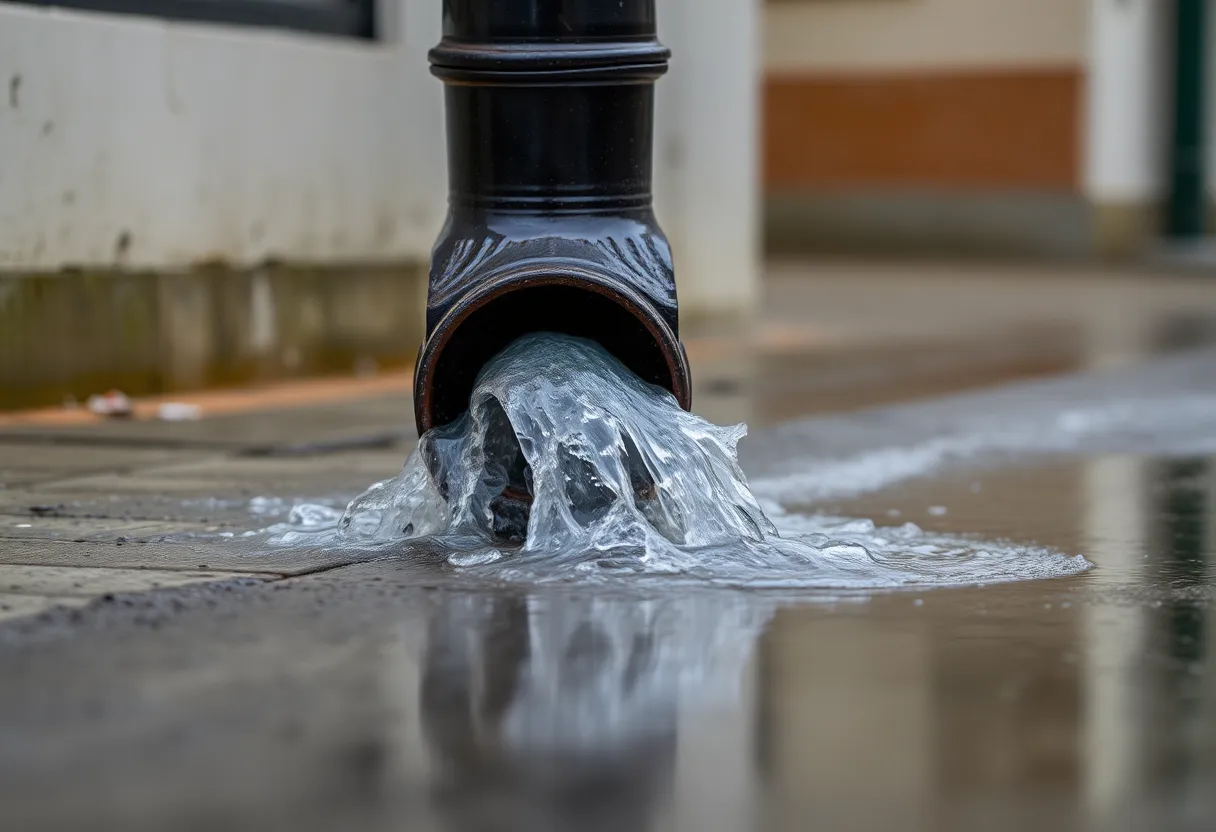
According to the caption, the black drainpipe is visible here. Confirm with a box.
[413,0,692,434]
[1167,0,1208,238]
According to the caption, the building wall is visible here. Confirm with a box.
[766,0,1087,74]
[0,1,446,271]
[0,1,756,300]
[763,0,1092,256]
[1083,0,1171,256]
[657,0,761,321]
[0,0,759,409]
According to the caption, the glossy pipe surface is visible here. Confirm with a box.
[415,0,691,433]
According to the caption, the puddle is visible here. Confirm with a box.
[8,297,1216,830]
[422,592,770,756]
[250,334,1089,590]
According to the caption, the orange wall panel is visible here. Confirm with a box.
[764,69,1082,191]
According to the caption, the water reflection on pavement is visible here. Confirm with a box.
[3,313,1216,831]
[401,454,1215,832]
[2,459,1215,830]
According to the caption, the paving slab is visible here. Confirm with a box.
[0,470,50,488]
[0,516,212,542]
[23,473,361,496]
[129,451,408,483]
[0,594,89,622]
[0,488,319,525]
[0,447,408,532]
[0,564,271,597]
[0,442,213,474]
[1,450,407,518]
[0,537,378,576]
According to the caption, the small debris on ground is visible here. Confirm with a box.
[86,390,133,418]
[157,402,202,421]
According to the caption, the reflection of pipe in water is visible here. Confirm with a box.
[419,592,770,832]
[1082,456,1149,829]
[1083,455,1216,828]
[1150,458,1214,822]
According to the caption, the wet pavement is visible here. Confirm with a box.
[2,263,1216,830]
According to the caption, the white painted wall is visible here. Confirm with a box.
[0,0,757,318]
[0,1,447,270]
[1083,0,1170,204]
[657,0,760,319]
[0,1,445,270]
[766,0,1087,74]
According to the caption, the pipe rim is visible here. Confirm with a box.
[413,267,691,434]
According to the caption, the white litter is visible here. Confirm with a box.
[157,403,202,421]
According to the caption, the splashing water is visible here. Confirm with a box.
[267,333,1090,588]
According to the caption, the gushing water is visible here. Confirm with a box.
[268,333,1090,588]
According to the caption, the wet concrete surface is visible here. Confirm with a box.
[2,264,1216,830]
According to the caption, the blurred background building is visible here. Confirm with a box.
[0,0,1210,411]
[767,0,1207,259]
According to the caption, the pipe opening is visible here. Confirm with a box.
[416,282,686,432]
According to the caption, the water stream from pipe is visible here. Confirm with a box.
[266,333,1090,588]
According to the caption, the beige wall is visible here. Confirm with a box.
[763,0,1087,194]
[762,0,1092,256]
[766,0,1087,74]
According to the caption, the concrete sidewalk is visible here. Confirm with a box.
[2,260,1215,621]
[3,261,1216,832]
